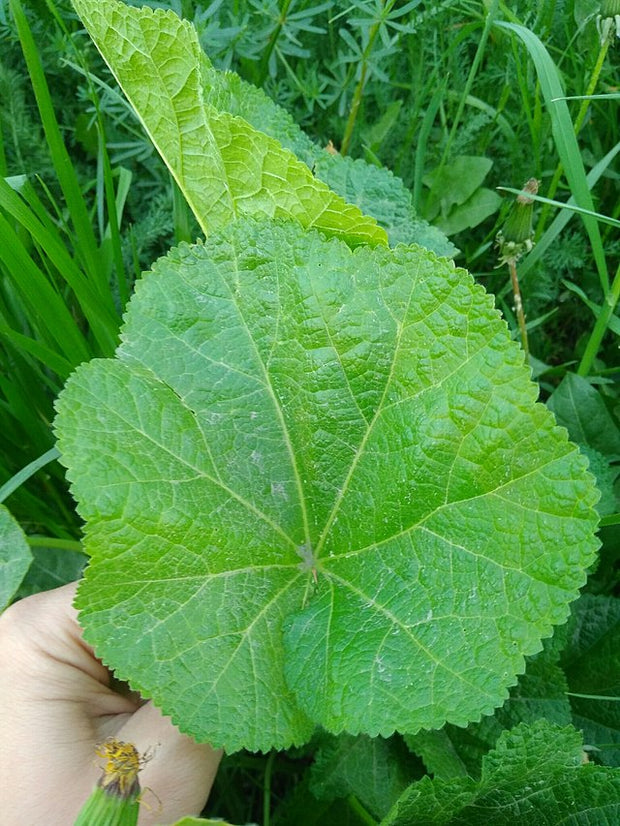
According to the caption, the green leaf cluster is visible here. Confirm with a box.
[386,720,620,825]
[48,0,602,762]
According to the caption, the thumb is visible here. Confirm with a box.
[111,701,222,826]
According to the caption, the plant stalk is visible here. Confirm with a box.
[28,536,84,553]
[341,0,398,155]
[263,750,276,826]
[256,0,293,87]
[346,794,378,825]
[508,258,529,357]
[436,0,499,171]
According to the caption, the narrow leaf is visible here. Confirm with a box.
[494,22,609,293]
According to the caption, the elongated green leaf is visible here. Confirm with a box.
[547,372,620,459]
[561,594,620,766]
[0,175,119,357]
[9,0,105,287]
[54,219,599,752]
[71,0,386,247]
[494,22,608,294]
[0,505,32,610]
[0,212,90,366]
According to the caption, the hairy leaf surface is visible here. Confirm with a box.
[384,721,620,825]
[55,219,599,751]
[71,0,385,247]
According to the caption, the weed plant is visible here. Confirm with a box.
[0,0,619,824]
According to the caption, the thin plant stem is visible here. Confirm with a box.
[508,258,529,357]
[347,794,379,825]
[436,0,500,171]
[256,0,293,87]
[535,37,611,241]
[263,750,276,826]
[577,259,620,376]
[340,11,384,156]
[28,536,85,554]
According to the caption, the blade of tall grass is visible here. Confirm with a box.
[497,186,620,229]
[0,321,74,378]
[562,280,620,336]
[9,0,119,315]
[0,212,91,366]
[0,175,119,357]
[412,84,444,211]
[437,0,500,170]
[0,115,6,178]
[554,94,620,101]
[494,21,609,295]
[578,259,620,376]
[97,137,131,308]
[0,446,59,504]
[0,352,57,450]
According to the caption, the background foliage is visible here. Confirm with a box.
[0,0,619,824]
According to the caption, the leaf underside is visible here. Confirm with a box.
[71,0,386,248]
[54,219,599,752]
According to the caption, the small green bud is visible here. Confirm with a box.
[597,0,620,45]
[495,178,538,267]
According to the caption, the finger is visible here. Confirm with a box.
[113,702,222,825]
[0,583,138,825]
[1,582,136,714]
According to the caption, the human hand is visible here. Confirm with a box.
[0,582,221,826]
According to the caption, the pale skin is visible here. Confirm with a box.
[0,582,222,826]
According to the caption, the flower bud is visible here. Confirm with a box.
[73,739,148,826]
[495,178,538,267]
[597,0,620,45]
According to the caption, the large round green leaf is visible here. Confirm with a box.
[54,219,599,752]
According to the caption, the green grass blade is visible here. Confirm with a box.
[0,321,74,377]
[495,21,609,295]
[0,176,119,355]
[0,446,59,504]
[0,213,91,364]
[497,186,620,228]
[98,134,131,309]
[9,0,117,311]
